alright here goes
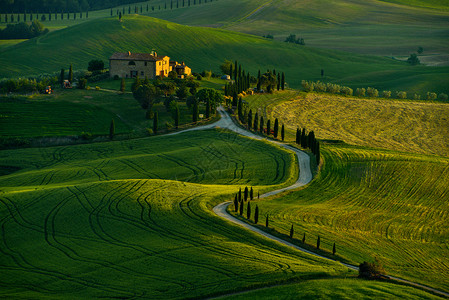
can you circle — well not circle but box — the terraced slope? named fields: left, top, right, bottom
left=1, top=15, right=449, bottom=94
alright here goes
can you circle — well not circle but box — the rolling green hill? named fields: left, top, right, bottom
left=1, top=15, right=448, bottom=94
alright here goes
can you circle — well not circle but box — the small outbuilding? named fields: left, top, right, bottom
left=221, top=75, right=231, bottom=80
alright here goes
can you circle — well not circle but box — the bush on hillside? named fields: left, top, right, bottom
left=359, top=259, right=386, bottom=280
left=382, top=91, right=391, bottom=98
left=438, top=93, right=448, bottom=101
left=426, top=92, right=437, bottom=100
left=396, top=91, right=407, bottom=99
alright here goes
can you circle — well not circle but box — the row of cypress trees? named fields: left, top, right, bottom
left=233, top=195, right=336, bottom=255
left=1, top=11, right=89, bottom=23
left=295, top=127, right=320, bottom=165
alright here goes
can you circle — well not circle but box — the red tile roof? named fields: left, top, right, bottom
left=109, top=52, right=167, bottom=61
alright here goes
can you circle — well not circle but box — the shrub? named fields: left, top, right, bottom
left=382, top=91, right=391, bottom=98
left=301, top=80, right=314, bottom=92
left=413, top=94, right=421, bottom=100
left=366, top=87, right=379, bottom=98
left=396, top=91, right=407, bottom=99
left=95, top=86, right=100, bottom=90
left=438, top=93, right=448, bottom=101
left=355, top=88, right=366, bottom=97
left=426, top=92, right=437, bottom=100
left=77, top=78, right=87, bottom=89
left=326, top=83, right=341, bottom=94
left=146, top=128, right=153, bottom=135
left=340, top=86, right=353, bottom=96
left=359, top=259, right=386, bottom=280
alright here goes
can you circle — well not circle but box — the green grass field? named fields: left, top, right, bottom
left=220, top=278, right=442, bottom=299
left=0, top=78, right=223, bottom=140
left=0, top=129, right=350, bottom=299
left=245, top=91, right=449, bottom=157
left=1, top=15, right=448, bottom=95
left=251, top=144, right=449, bottom=292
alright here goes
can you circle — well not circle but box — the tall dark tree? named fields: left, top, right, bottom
left=281, top=72, right=285, bottom=90
left=333, top=242, right=336, bottom=255
left=244, top=186, right=248, bottom=201
left=109, top=119, right=115, bottom=140
left=301, top=128, right=307, bottom=148
left=265, top=214, right=269, bottom=227
left=234, top=60, right=238, bottom=80
left=253, top=112, right=258, bottom=131
left=316, top=236, right=320, bottom=250
left=316, top=141, right=321, bottom=165
left=153, top=112, right=158, bottom=134
left=254, top=205, right=259, bottom=224
left=296, top=128, right=300, bottom=144
left=257, top=70, right=261, bottom=91
left=67, top=64, right=73, bottom=83
left=174, top=105, right=180, bottom=129
left=260, top=116, right=264, bottom=133
left=237, top=98, right=243, bottom=122
left=247, top=109, right=252, bottom=130
left=239, top=200, right=244, bottom=216
left=192, top=99, right=199, bottom=123
left=290, top=224, right=294, bottom=238
left=238, top=188, right=242, bottom=202
left=281, top=124, right=285, bottom=141
left=120, top=78, right=125, bottom=92
left=246, top=202, right=251, bottom=220
left=205, top=98, right=211, bottom=118
left=302, top=233, right=306, bottom=243
left=250, top=187, right=253, bottom=200
left=277, top=73, right=280, bottom=90
left=234, top=195, right=238, bottom=212
left=59, top=68, right=65, bottom=84
left=266, top=119, right=271, bottom=136
left=273, top=118, right=279, bottom=138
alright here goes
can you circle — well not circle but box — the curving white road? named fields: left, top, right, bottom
left=170, top=107, right=449, bottom=298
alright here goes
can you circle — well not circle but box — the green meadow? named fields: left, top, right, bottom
left=240, top=91, right=449, bottom=292
left=1, top=15, right=448, bottom=94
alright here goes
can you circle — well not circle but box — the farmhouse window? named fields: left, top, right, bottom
left=128, top=61, right=136, bottom=66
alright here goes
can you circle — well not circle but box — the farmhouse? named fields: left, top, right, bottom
left=109, top=51, right=191, bottom=79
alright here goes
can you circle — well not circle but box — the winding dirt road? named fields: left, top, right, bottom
left=171, top=107, right=449, bottom=298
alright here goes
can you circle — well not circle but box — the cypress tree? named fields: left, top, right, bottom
left=234, top=60, right=238, bottom=80
left=254, top=205, right=259, bottom=224
left=277, top=73, right=280, bottom=91
left=153, top=112, right=158, bottom=134
left=302, top=233, right=306, bottom=243
left=301, top=128, right=307, bottom=148
left=260, top=116, right=264, bottom=133
left=59, top=68, right=65, bottom=85
left=317, top=236, right=320, bottom=250
left=273, top=118, right=279, bottom=138
left=290, top=224, right=294, bottom=238
left=111, top=8, right=113, bottom=16
left=239, top=200, right=243, bottom=216
left=267, top=119, right=271, bottom=136
left=86, top=11, right=88, bottom=18
left=258, top=191, right=260, bottom=199
left=265, top=215, right=269, bottom=227
left=238, top=64, right=242, bottom=79
left=281, top=124, right=285, bottom=141
left=120, top=78, right=125, bottom=92
left=244, top=186, right=248, bottom=201
left=247, top=109, right=252, bottom=130
left=206, top=98, right=210, bottom=118
left=234, top=195, right=238, bottom=212
left=296, top=128, right=300, bottom=144
left=250, top=187, right=253, bottom=200
left=238, top=98, right=243, bottom=122
left=238, top=188, right=242, bottom=202
left=333, top=242, right=336, bottom=255
left=174, top=105, right=180, bottom=129
left=316, top=141, right=320, bottom=165
left=109, top=119, right=115, bottom=140
left=253, top=112, right=258, bottom=131
left=230, top=64, right=233, bottom=80
left=257, top=70, right=261, bottom=91
left=308, top=131, right=315, bottom=151
left=281, top=72, right=285, bottom=90
left=192, top=99, right=198, bottom=122
left=68, top=64, right=73, bottom=83
left=246, top=202, right=251, bottom=219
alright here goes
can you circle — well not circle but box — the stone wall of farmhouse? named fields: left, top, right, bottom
left=109, top=60, right=157, bottom=79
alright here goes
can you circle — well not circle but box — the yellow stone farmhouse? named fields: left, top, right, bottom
left=109, top=51, right=191, bottom=79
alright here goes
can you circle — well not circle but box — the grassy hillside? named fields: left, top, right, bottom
left=253, top=144, right=449, bottom=292
left=1, top=15, right=448, bottom=94
left=0, top=129, right=344, bottom=299
left=245, top=91, right=449, bottom=157
left=220, top=278, right=441, bottom=299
